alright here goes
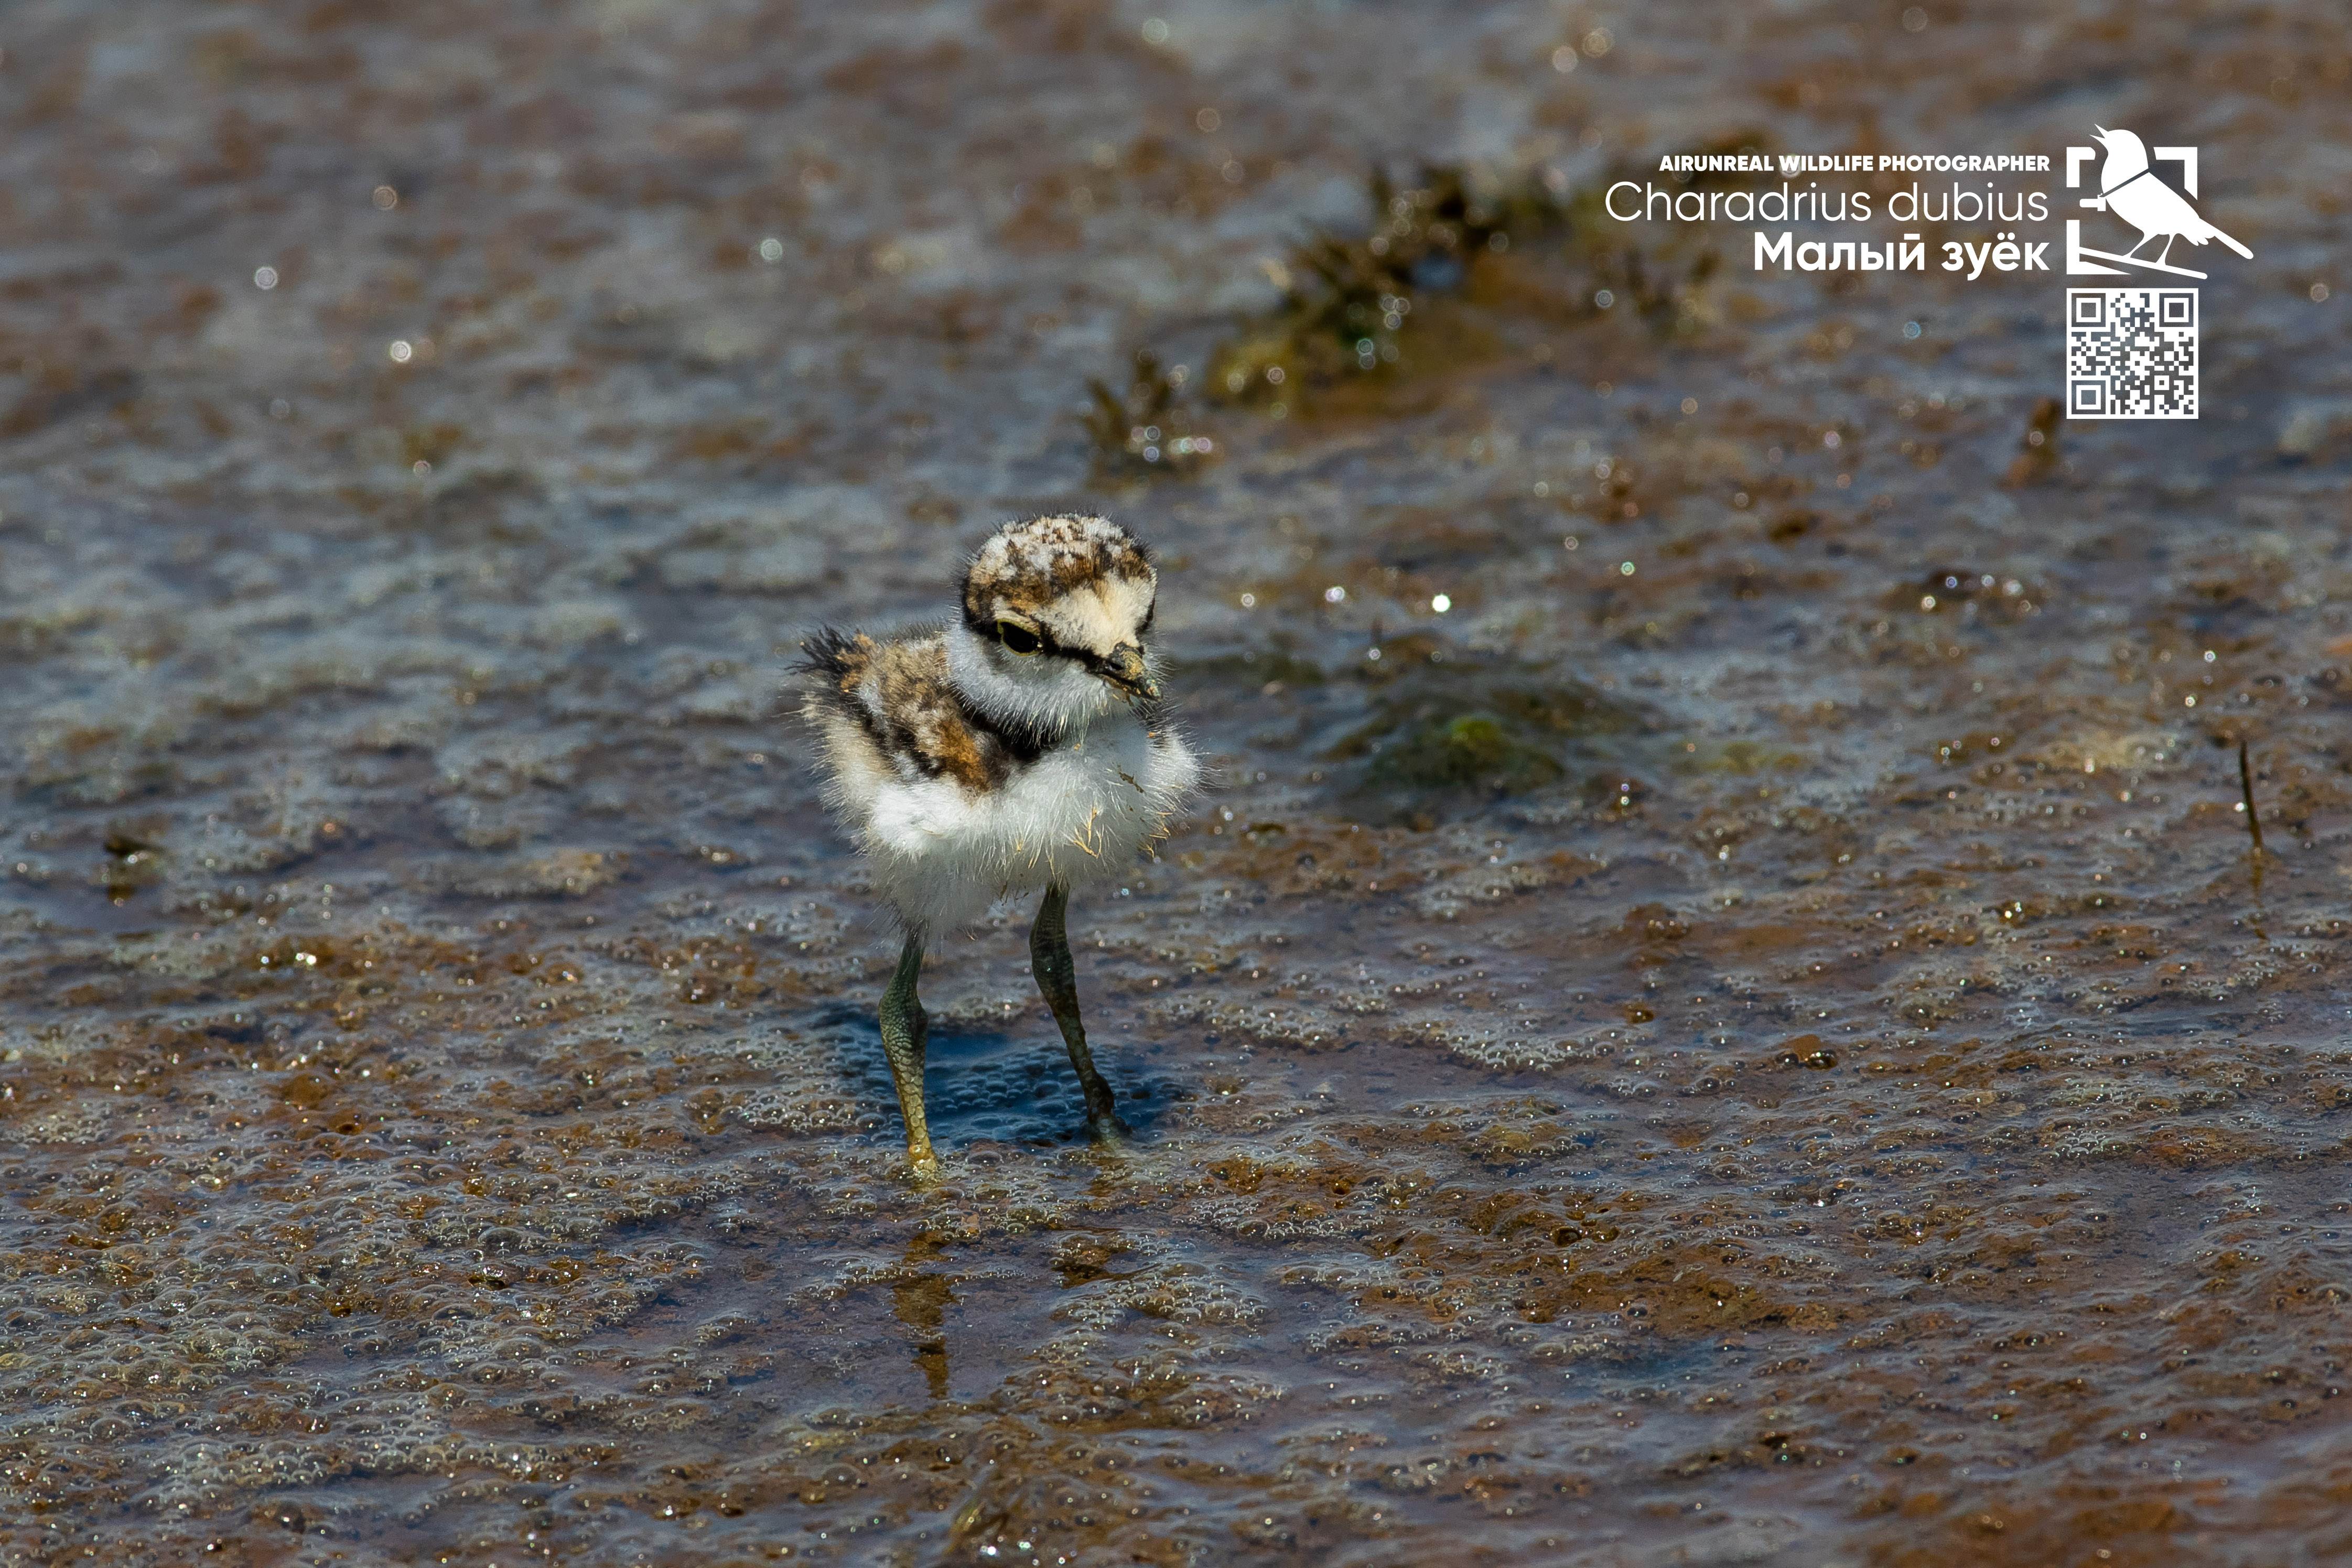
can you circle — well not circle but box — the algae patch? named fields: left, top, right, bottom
left=1080, top=349, right=1216, bottom=478
left=1332, top=656, right=1650, bottom=818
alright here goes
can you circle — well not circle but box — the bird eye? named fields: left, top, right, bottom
left=996, top=621, right=1041, bottom=655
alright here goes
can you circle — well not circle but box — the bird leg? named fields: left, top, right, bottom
left=2154, top=232, right=2176, bottom=268
left=879, top=934, right=940, bottom=1181
left=1030, top=884, right=1128, bottom=1143
left=2120, top=232, right=2153, bottom=259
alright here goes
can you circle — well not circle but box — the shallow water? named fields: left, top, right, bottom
left=4, top=2, right=2351, bottom=1563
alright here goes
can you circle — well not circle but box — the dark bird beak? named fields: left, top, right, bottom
left=1100, top=643, right=1159, bottom=699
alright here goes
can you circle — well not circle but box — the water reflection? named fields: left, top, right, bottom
left=891, top=1231, right=959, bottom=1401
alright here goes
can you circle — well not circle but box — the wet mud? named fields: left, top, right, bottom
left=3, top=2, right=2350, bottom=1564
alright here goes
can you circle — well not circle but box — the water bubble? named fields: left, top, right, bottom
left=1140, top=17, right=1170, bottom=45
left=371, top=184, right=398, bottom=210
left=388, top=340, right=413, bottom=364
left=253, top=266, right=278, bottom=290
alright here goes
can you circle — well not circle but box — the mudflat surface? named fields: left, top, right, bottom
left=3, top=3, right=2350, bottom=1564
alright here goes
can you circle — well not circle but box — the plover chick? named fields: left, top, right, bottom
left=799, top=514, right=1200, bottom=1180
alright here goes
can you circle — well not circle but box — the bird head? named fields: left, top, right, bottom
left=2091, top=126, right=2149, bottom=171
left=952, top=514, right=1163, bottom=731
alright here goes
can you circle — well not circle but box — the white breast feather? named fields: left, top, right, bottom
left=816, top=701, right=1197, bottom=935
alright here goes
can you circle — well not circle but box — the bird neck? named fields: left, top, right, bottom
left=943, top=623, right=1117, bottom=750
left=2098, top=165, right=2153, bottom=202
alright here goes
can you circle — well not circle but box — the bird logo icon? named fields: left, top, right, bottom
left=2067, top=128, right=2251, bottom=279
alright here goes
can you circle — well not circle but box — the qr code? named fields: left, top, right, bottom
left=2066, top=288, right=2196, bottom=419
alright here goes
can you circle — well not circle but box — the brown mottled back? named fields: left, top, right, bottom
left=801, top=626, right=1042, bottom=793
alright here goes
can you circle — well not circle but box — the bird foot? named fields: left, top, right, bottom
left=1086, top=1112, right=1132, bottom=1148
left=904, top=1149, right=944, bottom=1186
